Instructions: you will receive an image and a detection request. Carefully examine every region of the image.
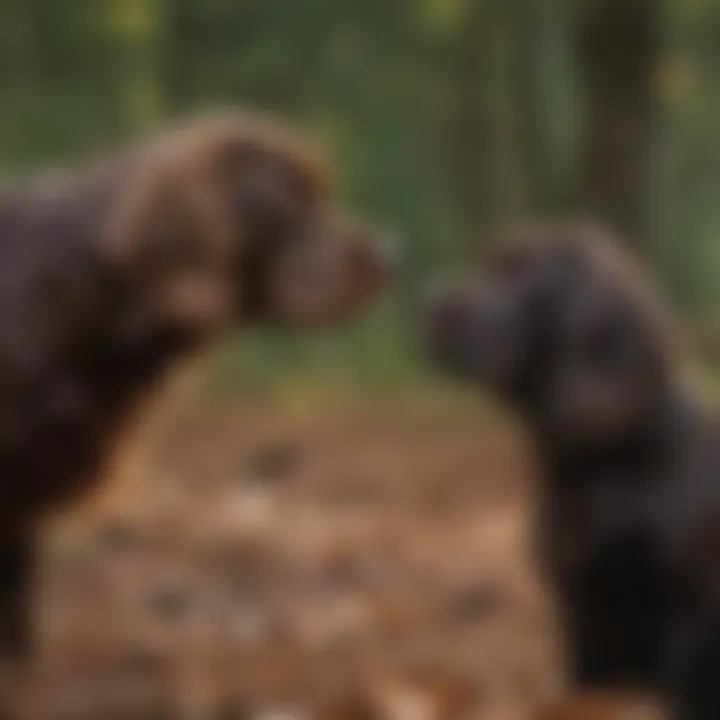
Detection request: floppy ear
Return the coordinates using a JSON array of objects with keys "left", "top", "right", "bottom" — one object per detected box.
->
[{"left": 103, "top": 142, "right": 236, "bottom": 335}]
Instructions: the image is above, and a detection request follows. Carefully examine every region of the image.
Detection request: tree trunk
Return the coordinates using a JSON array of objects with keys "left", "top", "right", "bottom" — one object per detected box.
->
[
  {"left": 108, "top": 0, "right": 167, "bottom": 131},
  {"left": 452, "top": 0, "right": 501, "bottom": 251},
  {"left": 161, "top": 0, "right": 194, "bottom": 115},
  {"left": 574, "top": 0, "right": 662, "bottom": 246},
  {"left": 508, "top": 0, "right": 552, "bottom": 213},
  {"left": 452, "top": 0, "right": 558, "bottom": 250}
]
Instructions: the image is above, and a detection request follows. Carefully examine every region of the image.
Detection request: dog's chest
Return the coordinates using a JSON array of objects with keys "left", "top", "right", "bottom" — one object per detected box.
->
[
  {"left": 543, "top": 476, "right": 672, "bottom": 603},
  {"left": 0, "top": 343, "right": 174, "bottom": 522}
]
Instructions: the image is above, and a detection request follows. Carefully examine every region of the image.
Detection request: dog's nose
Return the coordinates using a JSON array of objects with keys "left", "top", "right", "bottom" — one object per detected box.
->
[
  {"left": 421, "top": 282, "right": 466, "bottom": 320},
  {"left": 420, "top": 283, "right": 474, "bottom": 348},
  {"left": 419, "top": 282, "right": 482, "bottom": 370}
]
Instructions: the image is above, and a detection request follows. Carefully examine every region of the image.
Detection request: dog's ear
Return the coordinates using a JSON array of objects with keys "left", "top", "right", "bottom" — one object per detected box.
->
[{"left": 103, "top": 142, "right": 235, "bottom": 335}]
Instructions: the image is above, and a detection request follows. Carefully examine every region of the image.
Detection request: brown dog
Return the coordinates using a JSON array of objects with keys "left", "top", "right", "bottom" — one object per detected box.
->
[
  {"left": 0, "top": 111, "right": 389, "bottom": 665},
  {"left": 424, "top": 221, "right": 720, "bottom": 719}
]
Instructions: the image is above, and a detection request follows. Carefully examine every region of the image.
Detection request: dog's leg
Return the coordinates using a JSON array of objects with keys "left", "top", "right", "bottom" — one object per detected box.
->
[
  {"left": 0, "top": 535, "right": 34, "bottom": 661},
  {"left": 0, "top": 534, "right": 35, "bottom": 718},
  {"left": 664, "top": 613, "right": 720, "bottom": 720},
  {"left": 564, "top": 596, "right": 662, "bottom": 690}
]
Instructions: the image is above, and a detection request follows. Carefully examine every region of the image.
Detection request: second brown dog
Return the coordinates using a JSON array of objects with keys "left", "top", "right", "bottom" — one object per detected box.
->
[{"left": 425, "top": 220, "right": 716, "bottom": 719}]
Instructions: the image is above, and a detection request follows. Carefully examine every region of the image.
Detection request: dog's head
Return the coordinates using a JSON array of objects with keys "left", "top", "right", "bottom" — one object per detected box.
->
[
  {"left": 425, "top": 221, "right": 673, "bottom": 445},
  {"left": 105, "top": 112, "right": 391, "bottom": 337}
]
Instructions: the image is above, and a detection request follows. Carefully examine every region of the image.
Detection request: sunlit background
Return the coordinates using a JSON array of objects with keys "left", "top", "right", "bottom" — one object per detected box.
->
[{"left": 1, "top": 0, "right": 714, "bottom": 717}]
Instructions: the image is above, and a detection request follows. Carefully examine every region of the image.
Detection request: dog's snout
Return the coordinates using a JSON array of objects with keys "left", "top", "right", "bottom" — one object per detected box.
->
[
  {"left": 421, "top": 281, "right": 522, "bottom": 381},
  {"left": 420, "top": 284, "right": 479, "bottom": 357},
  {"left": 422, "top": 284, "right": 472, "bottom": 327}
]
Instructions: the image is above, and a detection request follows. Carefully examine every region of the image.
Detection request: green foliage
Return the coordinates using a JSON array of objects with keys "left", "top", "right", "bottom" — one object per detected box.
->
[
  {"left": 0, "top": 0, "right": 716, "bottom": 383},
  {"left": 654, "top": 0, "right": 720, "bottom": 314}
]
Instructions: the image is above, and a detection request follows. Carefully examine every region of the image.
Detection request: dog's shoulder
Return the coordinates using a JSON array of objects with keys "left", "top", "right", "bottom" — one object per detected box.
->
[
  {"left": 665, "top": 402, "right": 720, "bottom": 508},
  {"left": 647, "top": 404, "right": 720, "bottom": 596}
]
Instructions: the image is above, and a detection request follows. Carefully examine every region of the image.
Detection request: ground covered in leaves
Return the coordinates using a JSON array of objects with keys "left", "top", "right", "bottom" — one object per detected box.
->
[{"left": 34, "top": 391, "right": 564, "bottom": 719}]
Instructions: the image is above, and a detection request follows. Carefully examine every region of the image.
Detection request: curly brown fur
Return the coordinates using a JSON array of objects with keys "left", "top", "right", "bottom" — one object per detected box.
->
[
  {"left": 0, "top": 110, "right": 388, "bottom": 666},
  {"left": 424, "top": 220, "right": 720, "bottom": 719}
]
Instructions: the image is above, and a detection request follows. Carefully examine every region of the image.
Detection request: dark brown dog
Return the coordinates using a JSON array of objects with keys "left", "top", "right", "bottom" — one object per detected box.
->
[
  {"left": 0, "top": 111, "right": 389, "bottom": 664},
  {"left": 425, "top": 220, "right": 719, "bottom": 719}
]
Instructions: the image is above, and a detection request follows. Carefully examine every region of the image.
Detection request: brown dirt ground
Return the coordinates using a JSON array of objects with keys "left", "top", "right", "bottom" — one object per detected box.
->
[{"left": 24, "top": 390, "right": 638, "bottom": 719}]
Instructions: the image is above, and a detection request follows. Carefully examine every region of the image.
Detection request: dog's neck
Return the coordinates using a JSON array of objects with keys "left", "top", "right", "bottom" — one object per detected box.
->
[
  {"left": 5, "top": 165, "right": 205, "bottom": 395},
  {"left": 533, "top": 384, "right": 698, "bottom": 489}
]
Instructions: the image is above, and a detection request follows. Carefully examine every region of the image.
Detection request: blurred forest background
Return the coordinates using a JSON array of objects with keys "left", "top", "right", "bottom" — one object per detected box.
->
[
  {"left": 0, "top": 0, "right": 716, "bottom": 386},
  {"left": 2, "top": 3, "right": 714, "bottom": 715}
]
